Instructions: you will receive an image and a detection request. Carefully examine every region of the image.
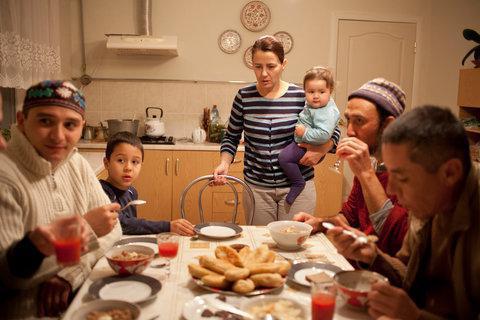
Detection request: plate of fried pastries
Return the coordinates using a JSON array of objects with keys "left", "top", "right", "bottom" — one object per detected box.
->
[{"left": 188, "top": 245, "right": 290, "bottom": 296}]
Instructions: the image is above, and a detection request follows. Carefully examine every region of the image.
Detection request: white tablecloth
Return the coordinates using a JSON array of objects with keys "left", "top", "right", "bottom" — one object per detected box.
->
[{"left": 63, "top": 226, "right": 370, "bottom": 320}]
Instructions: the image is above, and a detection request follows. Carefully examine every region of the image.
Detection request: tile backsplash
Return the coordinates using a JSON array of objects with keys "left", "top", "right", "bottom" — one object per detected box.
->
[{"left": 81, "top": 79, "right": 246, "bottom": 138}]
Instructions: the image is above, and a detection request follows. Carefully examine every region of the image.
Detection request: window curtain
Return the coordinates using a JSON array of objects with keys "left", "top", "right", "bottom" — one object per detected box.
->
[{"left": 0, "top": 0, "right": 61, "bottom": 89}]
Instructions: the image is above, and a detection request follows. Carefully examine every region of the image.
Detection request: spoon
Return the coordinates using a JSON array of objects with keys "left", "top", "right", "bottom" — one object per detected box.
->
[
  {"left": 120, "top": 199, "right": 146, "bottom": 211},
  {"left": 322, "top": 222, "right": 369, "bottom": 245},
  {"left": 203, "top": 295, "right": 254, "bottom": 320}
]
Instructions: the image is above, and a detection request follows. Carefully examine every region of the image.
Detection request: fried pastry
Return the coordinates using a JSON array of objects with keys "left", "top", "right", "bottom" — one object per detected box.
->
[
  {"left": 247, "top": 263, "right": 280, "bottom": 275},
  {"left": 201, "top": 274, "right": 230, "bottom": 289},
  {"left": 215, "top": 245, "right": 244, "bottom": 267},
  {"left": 198, "top": 255, "right": 234, "bottom": 274},
  {"left": 232, "top": 278, "right": 255, "bottom": 294},
  {"left": 224, "top": 267, "right": 250, "bottom": 281},
  {"left": 276, "top": 261, "right": 292, "bottom": 276},
  {"left": 188, "top": 263, "right": 218, "bottom": 279},
  {"left": 250, "top": 273, "right": 284, "bottom": 288}
]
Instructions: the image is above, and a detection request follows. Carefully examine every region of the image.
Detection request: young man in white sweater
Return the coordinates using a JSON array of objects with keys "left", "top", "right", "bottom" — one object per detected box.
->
[{"left": 0, "top": 80, "right": 122, "bottom": 319}]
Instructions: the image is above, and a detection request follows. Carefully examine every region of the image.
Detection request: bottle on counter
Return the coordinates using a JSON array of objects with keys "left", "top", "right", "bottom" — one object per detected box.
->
[{"left": 209, "top": 105, "right": 225, "bottom": 143}]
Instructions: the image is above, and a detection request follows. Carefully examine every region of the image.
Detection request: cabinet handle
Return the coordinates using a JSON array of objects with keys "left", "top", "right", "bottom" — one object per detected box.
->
[
  {"left": 233, "top": 158, "right": 241, "bottom": 164},
  {"left": 165, "top": 158, "right": 170, "bottom": 175},
  {"left": 175, "top": 158, "right": 179, "bottom": 176},
  {"left": 225, "top": 200, "right": 241, "bottom": 205}
]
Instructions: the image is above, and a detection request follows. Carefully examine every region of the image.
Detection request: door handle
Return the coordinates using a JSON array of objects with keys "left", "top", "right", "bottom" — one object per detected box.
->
[
  {"left": 225, "top": 200, "right": 241, "bottom": 205},
  {"left": 175, "top": 158, "right": 179, "bottom": 176},
  {"left": 165, "top": 158, "right": 170, "bottom": 175}
]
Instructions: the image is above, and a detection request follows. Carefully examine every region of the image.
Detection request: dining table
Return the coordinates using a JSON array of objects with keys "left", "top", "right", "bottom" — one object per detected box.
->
[{"left": 63, "top": 226, "right": 371, "bottom": 320}]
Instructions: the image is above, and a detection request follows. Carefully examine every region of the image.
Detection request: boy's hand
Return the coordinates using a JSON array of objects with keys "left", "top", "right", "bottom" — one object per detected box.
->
[
  {"left": 295, "top": 124, "right": 306, "bottom": 137},
  {"left": 84, "top": 203, "right": 120, "bottom": 237},
  {"left": 171, "top": 219, "right": 195, "bottom": 236}
]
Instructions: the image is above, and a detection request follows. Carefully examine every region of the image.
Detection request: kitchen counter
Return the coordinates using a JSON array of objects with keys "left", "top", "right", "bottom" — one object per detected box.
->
[{"left": 77, "top": 140, "right": 245, "bottom": 151}]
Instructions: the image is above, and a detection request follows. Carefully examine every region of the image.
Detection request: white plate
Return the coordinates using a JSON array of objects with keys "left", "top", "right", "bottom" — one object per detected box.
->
[
  {"left": 71, "top": 300, "right": 141, "bottom": 320},
  {"left": 182, "top": 293, "right": 246, "bottom": 320},
  {"left": 89, "top": 274, "right": 161, "bottom": 304},
  {"left": 194, "top": 223, "right": 243, "bottom": 239},
  {"left": 287, "top": 262, "right": 341, "bottom": 287}
]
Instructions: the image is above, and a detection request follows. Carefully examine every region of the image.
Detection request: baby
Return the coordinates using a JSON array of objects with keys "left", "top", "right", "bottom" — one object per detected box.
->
[{"left": 279, "top": 66, "right": 340, "bottom": 204}]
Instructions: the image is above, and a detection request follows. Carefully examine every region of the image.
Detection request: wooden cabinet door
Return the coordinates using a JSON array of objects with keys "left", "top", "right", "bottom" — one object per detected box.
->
[
  {"left": 171, "top": 151, "right": 217, "bottom": 224},
  {"left": 314, "top": 153, "right": 343, "bottom": 217},
  {"left": 134, "top": 150, "right": 173, "bottom": 221}
]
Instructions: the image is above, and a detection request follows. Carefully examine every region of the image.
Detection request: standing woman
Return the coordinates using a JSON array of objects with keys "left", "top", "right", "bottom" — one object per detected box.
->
[{"left": 213, "top": 36, "right": 340, "bottom": 225}]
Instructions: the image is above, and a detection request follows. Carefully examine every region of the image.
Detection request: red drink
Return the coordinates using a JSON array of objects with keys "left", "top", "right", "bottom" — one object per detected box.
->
[
  {"left": 312, "top": 293, "right": 336, "bottom": 320},
  {"left": 158, "top": 242, "right": 179, "bottom": 258},
  {"left": 54, "top": 237, "right": 81, "bottom": 265}
]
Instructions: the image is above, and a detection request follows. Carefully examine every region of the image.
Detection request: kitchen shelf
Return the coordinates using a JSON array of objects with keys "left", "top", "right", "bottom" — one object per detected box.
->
[{"left": 458, "top": 68, "right": 480, "bottom": 162}]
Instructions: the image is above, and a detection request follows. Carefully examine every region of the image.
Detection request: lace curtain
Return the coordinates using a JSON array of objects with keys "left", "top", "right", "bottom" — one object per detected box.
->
[{"left": 0, "top": 0, "right": 61, "bottom": 89}]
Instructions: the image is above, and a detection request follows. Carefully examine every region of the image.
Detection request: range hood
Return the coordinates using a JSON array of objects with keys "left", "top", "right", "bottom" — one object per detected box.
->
[
  {"left": 105, "top": 0, "right": 178, "bottom": 56},
  {"left": 106, "top": 34, "right": 178, "bottom": 56}
]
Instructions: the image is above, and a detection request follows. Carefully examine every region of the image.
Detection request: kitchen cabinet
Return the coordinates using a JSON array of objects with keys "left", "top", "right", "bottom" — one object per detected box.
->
[
  {"left": 458, "top": 68, "right": 480, "bottom": 161},
  {"left": 134, "top": 150, "right": 342, "bottom": 223}
]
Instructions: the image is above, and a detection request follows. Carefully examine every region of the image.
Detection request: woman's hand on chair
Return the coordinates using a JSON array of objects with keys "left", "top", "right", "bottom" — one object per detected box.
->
[{"left": 213, "top": 161, "right": 229, "bottom": 185}]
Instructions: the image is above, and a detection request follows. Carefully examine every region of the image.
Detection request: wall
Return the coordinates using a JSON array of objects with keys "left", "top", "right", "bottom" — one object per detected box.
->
[{"left": 64, "top": 0, "right": 480, "bottom": 150}]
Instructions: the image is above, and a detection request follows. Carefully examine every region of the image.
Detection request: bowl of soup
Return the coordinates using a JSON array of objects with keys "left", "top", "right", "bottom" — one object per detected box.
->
[
  {"left": 267, "top": 221, "right": 312, "bottom": 250},
  {"left": 105, "top": 244, "right": 154, "bottom": 276}
]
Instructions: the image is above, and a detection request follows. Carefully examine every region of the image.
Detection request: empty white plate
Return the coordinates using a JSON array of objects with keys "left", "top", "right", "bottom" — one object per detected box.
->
[{"left": 194, "top": 223, "right": 242, "bottom": 239}]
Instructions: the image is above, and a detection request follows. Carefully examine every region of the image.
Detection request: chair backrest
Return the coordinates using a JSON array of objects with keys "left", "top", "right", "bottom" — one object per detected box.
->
[{"left": 179, "top": 175, "right": 255, "bottom": 225}]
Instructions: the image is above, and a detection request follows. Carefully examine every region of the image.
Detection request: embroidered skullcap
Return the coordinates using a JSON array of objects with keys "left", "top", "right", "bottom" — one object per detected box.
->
[
  {"left": 23, "top": 80, "right": 86, "bottom": 118},
  {"left": 348, "top": 78, "right": 406, "bottom": 118}
]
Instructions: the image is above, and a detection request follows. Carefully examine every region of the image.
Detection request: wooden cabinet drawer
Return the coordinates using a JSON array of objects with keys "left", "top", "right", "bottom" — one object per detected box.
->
[
  {"left": 212, "top": 192, "right": 245, "bottom": 224},
  {"left": 458, "top": 68, "right": 480, "bottom": 107}
]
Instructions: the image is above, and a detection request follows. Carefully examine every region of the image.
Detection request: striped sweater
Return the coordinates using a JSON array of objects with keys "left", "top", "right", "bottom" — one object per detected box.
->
[
  {"left": 0, "top": 126, "right": 122, "bottom": 319},
  {"left": 221, "top": 83, "right": 340, "bottom": 187}
]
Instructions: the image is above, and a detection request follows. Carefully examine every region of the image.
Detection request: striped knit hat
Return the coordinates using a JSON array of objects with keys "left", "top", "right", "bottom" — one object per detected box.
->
[
  {"left": 348, "top": 78, "right": 406, "bottom": 118},
  {"left": 23, "top": 80, "right": 86, "bottom": 118}
]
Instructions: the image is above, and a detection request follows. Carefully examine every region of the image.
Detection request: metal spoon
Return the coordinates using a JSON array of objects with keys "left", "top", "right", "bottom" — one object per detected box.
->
[
  {"left": 120, "top": 199, "right": 146, "bottom": 211},
  {"left": 322, "top": 222, "right": 369, "bottom": 245}
]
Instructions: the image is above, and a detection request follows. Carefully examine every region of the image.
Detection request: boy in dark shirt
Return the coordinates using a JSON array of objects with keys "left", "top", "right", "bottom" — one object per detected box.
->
[{"left": 100, "top": 131, "right": 195, "bottom": 235}]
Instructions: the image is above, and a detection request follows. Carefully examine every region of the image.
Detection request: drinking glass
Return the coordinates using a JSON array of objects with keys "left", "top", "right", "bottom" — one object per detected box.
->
[
  {"left": 156, "top": 233, "right": 179, "bottom": 273},
  {"left": 311, "top": 281, "right": 337, "bottom": 320},
  {"left": 52, "top": 216, "right": 82, "bottom": 266}
]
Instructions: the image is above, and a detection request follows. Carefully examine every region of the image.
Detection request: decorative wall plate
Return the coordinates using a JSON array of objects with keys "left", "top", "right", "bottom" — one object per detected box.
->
[
  {"left": 218, "top": 29, "right": 242, "bottom": 54},
  {"left": 243, "top": 46, "right": 253, "bottom": 69},
  {"left": 274, "top": 31, "right": 294, "bottom": 54},
  {"left": 241, "top": 1, "right": 271, "bottom": 32}
]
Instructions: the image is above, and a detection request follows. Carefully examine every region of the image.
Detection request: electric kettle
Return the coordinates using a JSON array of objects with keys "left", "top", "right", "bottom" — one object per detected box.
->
[{"left": 145, "top": 107, "right": 165, "bottom": 137}]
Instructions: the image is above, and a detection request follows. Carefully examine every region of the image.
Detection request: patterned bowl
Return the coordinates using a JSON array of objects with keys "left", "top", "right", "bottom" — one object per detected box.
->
[
  {"left": 105, "top": 244, "right": 154, "bottom": 276},
  {"left": 334, "top": 270, "right": 388, "bottom": 308}
]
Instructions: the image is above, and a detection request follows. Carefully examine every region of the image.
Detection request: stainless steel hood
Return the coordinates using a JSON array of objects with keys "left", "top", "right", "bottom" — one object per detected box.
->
[{"left": 105, "top": 0, "right": 178, "bottom": 56}]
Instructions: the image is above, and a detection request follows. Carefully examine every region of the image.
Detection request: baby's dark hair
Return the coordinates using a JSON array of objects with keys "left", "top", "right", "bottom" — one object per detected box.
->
[
  {"left": 303, "top": 66, "right": 335, "bottom": 92},
  {"left": 105, "top": 131, "right": 144, "bottom": 161}
]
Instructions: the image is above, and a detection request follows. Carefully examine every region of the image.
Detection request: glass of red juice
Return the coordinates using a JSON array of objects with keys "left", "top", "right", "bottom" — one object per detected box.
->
[
  {"left": 311, "top": 281, "right": 336, "bottom": 320},
  {"left": 52, "top": 216, "right": 82, "bottom": 266},
  {"left": 157, "top": 232, "right": 179, "bottom": 270}
]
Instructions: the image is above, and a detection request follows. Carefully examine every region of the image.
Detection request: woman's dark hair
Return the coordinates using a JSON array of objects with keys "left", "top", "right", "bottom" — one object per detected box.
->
[
  {"left": 382, "top": 105, "right": 471, "bottom": 174},
  {"left": 105, "top": 131, "right": 144, "bottom": 161},
  {"left": 251, "top": 35, "right": 285, "bottom": 63}
]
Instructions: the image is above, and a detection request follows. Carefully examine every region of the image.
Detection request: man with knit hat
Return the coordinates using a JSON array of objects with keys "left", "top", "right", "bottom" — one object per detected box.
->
[
  {"left": 0, "top": 80, "right": 122, "bottom": 318},
  {"left": 295, "top": 78, "right": 408, "bottom": 256}
]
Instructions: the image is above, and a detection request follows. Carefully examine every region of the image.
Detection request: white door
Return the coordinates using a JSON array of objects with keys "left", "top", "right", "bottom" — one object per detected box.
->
[
  {"left": 336, "top": 19, "right": 417, "bottom": 114},
  {"left": 335, "top": 19, "right": 417, "bottom": 197}
]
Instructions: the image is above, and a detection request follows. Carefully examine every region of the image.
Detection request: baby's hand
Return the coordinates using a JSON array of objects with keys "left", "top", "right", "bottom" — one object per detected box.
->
[{"left": 295, "top": 125, "right": 306, "bottom": 137}]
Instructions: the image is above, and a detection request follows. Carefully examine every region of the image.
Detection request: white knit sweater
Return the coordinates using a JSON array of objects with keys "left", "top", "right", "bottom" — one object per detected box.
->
[{"left": 0, "top": 126, "right": 122, "bottom": 319}]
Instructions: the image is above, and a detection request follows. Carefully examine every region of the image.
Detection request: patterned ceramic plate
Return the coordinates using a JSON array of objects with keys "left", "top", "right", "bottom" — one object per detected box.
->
[
  {"left": 274, "top": 31, "right": 294, "bottom": 54},
  {"left": 241, "top": 1, "right": 271, "bottom": 32},
  {"left": 218, "top": 29, "right": 242, "bottom": 54},
  {"left": 243, "top": 46, "right": 253, "bottom": 69}
]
